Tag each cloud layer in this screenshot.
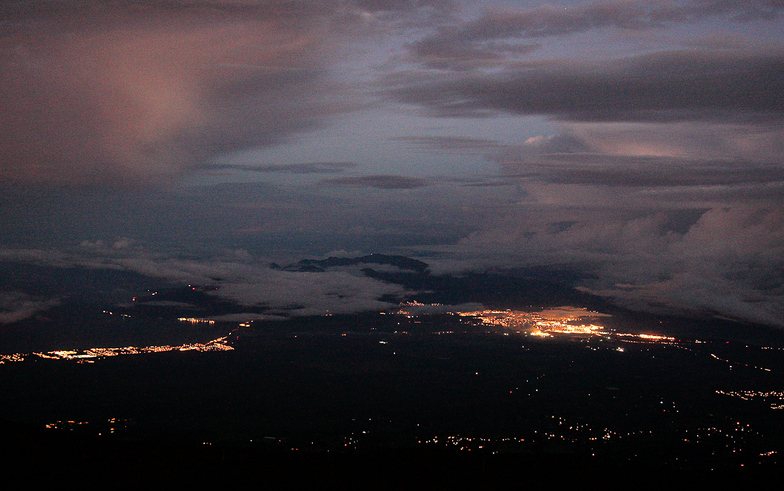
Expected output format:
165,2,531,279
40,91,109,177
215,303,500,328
0,245,410,321
372,1,784,326
405,0,784,70
2,1,783,329
0,0,454,186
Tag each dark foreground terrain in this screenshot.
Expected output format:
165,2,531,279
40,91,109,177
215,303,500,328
3,314,784,486
3,260,784,486
4,418,780,488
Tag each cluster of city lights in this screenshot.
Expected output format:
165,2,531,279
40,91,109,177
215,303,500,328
177,317,216,325
421,435,493,451
453,307,678,344
716,389,784,409
0,336,233,365
615,332,677,343
45,417,132,435
455,308,610,336
416,416,769,465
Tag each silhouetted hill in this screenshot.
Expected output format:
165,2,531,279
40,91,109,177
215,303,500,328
281,253,429,273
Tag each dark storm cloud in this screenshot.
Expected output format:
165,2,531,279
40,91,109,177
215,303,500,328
0,0,447,186
387,49,784,122
322,175,431,189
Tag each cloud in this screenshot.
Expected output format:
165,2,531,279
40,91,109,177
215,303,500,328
0,243,415,318
539,163,784,188
429,176,784,326
205,162,358,174
322,174,431,189
495,129,784,190
122,255,413,316
403,0,784,70
391,135,503,153
582,205,784,326
0,0,449,186
464,1,783,39
564,122,784,162
407,34,539,70
0,291,60,324
390,28,784,326
0,7,324,185
387,49,784,123
356,0,457,16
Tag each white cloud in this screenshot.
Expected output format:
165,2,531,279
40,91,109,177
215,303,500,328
440,201,784,327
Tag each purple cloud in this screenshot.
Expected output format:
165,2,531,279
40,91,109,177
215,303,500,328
322,175,431,189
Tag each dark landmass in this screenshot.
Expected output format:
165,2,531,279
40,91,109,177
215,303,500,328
2,253,784,483
279,253,429,273
3,321,784,472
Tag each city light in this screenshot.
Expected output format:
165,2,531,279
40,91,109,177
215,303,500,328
1,336,233,365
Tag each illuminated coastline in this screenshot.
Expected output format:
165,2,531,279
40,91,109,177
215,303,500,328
0,336,233,365
717,390,784,409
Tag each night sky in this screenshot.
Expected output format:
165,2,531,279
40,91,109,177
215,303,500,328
1,0,783,328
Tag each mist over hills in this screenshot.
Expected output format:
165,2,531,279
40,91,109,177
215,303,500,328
2,252,782,354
